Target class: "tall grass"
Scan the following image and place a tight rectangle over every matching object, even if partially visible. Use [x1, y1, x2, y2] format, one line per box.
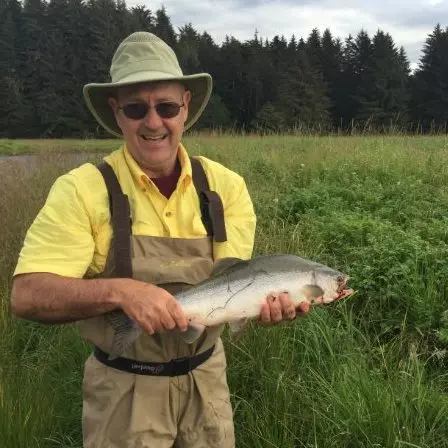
[1, 135, 448, 447]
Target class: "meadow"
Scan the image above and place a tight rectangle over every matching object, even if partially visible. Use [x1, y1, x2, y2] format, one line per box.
[1, 135, 448, 447]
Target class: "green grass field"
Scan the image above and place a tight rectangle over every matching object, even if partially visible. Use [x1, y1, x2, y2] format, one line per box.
[1, 135, 448, 447]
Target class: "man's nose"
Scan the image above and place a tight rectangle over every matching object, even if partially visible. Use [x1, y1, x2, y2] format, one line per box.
[144, 106, 163, 128]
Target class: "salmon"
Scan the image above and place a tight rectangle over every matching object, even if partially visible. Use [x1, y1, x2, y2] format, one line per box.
[106, 254, 353, 359]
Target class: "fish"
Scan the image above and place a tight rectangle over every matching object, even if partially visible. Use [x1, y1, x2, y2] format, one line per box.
[106, 254, 353, 360]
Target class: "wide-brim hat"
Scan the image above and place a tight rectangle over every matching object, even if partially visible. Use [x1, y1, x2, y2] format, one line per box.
[83, 32, 213, 137]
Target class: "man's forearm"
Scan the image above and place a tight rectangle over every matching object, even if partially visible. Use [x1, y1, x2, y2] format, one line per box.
[10, 273, 123, 324]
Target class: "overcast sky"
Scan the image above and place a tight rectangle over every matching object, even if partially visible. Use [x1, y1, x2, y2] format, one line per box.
[126, 0, 447, 70]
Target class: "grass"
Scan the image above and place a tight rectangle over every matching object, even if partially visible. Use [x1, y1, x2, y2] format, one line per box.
[1, 135, 448, 447]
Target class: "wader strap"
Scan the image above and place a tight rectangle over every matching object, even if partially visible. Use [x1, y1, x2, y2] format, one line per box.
[190, 157, 227, 243]
[97, 162, 133, 278]
[96, 157, 227, 278]
[93, 344, 215, 376]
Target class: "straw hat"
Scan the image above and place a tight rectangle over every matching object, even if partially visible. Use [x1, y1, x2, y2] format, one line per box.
[83, 32, 213, 137]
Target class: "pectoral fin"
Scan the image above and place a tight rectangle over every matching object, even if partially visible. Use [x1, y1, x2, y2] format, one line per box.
[301, 284, 325, 303]
[180, 323, 206, 344]
[229, 318, 249, 341]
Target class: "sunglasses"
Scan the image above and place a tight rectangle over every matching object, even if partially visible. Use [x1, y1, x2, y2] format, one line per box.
[119, 102, 185, 120]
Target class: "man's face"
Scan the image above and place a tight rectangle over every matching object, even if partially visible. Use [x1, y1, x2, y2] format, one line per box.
[109, 81, 191, 176]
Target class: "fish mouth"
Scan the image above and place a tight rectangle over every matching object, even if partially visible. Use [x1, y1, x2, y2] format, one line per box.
[333, 275, 353, 300]
[335, 288, 354, 300]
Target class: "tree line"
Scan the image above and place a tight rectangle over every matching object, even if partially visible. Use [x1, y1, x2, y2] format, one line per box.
[1, 0, 448, 138]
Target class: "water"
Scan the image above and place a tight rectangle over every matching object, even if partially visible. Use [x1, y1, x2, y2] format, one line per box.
[0, 153, 104, 174]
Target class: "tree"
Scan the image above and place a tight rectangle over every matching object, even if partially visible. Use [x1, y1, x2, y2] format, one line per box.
[320, 29, 344, 127]
[411, 24, 448, 131]
[20, 0, 56, 137]
[354, 30, 410, 129]
[217, 36, 246, 128]
[274, 46, 331, 131]
[177, 23, 201, 74]
[153, 6, 176, 48]
[195, 94, 231, 130]
[306, 28, 322, 69]
[0, 0, 24, 136]
[129, 5, 152, 31]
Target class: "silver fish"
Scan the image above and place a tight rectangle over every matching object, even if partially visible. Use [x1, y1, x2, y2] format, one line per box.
[106, 254, 353, 360]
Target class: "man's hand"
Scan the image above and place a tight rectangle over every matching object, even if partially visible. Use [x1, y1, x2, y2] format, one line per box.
[259, 292, 310, 326]
[112, 278, 189, 335]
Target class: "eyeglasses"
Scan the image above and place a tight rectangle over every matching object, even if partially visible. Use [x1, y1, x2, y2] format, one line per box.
[118, 102, 185, 120]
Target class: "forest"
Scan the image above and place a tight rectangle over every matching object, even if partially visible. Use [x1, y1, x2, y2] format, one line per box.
[1, 0, 448, 137]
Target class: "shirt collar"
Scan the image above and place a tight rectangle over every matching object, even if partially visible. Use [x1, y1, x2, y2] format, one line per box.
[123, 142, 193, 190]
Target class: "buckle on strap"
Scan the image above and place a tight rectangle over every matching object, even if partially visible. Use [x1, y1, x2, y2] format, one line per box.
[93, 345, 215, 377]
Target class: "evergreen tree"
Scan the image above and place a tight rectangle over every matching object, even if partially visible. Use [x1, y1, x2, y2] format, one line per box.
[320, 29, 344, 127]
[412, 24, 448, 131]
[153, 6, 176, 48]
[20, 0, 55, 136]
[197, 31, 220, 75]
[355, 30, 410, 129]
[84, 0, 123, 135]
[45, 0, 91, 136]
[177, 23, 201, 74]
[217, 36, 246, 128]
[196, 94, 231, 130]
[129, 5, 152, 31]
[306, 28, 322, 69]
[274, 45, 331, 131]
[242, 32, 272, 128]
[340, 30, 373, 129]
[0, 0, 24, 137]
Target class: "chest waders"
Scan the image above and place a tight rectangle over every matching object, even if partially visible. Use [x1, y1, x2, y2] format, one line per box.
[80, 157, 236, 447]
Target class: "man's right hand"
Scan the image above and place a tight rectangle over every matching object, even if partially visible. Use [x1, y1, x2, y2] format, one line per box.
[10, 272, 189, 332]
[112, 278, 189, 335]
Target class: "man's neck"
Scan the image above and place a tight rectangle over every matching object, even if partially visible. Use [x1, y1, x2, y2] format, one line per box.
[141, 154, 179, 179]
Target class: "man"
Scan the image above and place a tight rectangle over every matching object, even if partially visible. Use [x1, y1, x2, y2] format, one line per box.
[10, 32, 309, 447]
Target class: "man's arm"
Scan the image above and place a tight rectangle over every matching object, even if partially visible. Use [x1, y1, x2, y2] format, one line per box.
[10, 273, 188, 334]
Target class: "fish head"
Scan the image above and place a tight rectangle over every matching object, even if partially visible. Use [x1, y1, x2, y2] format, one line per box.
[311, 267, 353, 305]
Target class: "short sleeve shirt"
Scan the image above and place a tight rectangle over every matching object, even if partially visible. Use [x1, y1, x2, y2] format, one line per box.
[13, 143, 257, 278]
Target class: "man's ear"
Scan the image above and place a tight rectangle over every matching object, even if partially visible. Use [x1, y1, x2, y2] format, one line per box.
[108, 97, 119, 114]
[183, 90, 192, 122]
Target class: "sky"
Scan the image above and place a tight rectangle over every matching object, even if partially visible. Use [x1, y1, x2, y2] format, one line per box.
[126, 0, 447, 71]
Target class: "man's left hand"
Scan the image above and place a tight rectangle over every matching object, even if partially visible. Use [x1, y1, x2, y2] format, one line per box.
[259, 292, 310, 326]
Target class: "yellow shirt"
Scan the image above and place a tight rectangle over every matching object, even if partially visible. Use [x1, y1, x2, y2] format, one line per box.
[14, 143, 256, 278]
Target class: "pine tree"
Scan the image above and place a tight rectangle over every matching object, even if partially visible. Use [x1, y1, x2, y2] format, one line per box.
[217, 36, 246, 128]
[306, 28, 322, 69]
[177, 23, 201, 74]
[153, 6, 176, 48]
[340, 30, 373, 129]
[20, 0, 57, 137]
[275, 45, 330, 131]
[242, 32, 272, 128]
[43, 0, 92, 136]
[320, 29, 344, 127]
[129, 5, 152, 31]
[0, 0, 24, 137]
[412, 24, 448, 131]
[84, 0, 123, 136]
[355, 30, 410, 129]
[196, 93, 231, 130]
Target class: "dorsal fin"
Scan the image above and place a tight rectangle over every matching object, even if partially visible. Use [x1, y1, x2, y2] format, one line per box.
[212, 257, 245, 276]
